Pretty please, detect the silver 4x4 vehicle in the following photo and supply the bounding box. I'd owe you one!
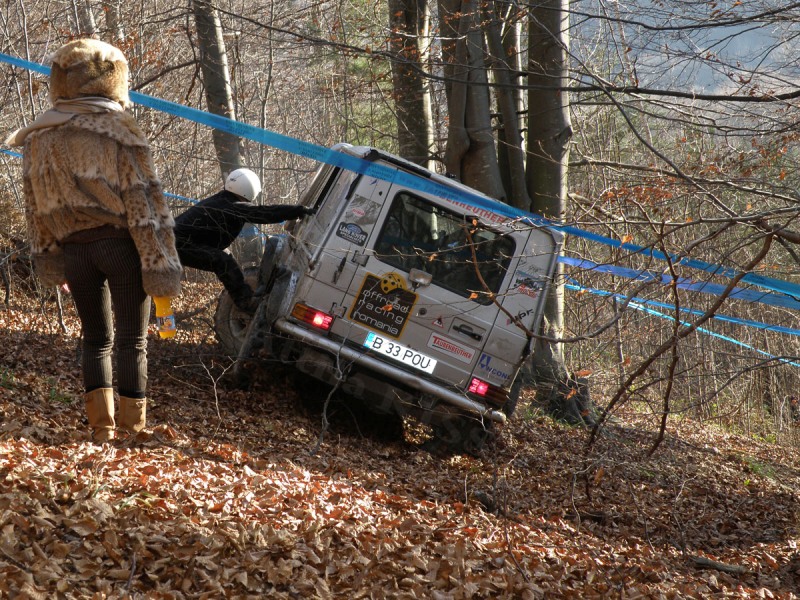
[215,144,563,452]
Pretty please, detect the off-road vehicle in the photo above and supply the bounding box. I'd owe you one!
[215,144,563,451]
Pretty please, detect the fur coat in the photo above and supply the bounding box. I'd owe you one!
[23,110,183,297]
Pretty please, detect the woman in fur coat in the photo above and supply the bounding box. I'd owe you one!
[5,39,183,442]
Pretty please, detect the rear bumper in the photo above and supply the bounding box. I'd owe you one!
[273,318,507,424]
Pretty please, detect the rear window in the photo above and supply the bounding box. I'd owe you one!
[373,192,515,304]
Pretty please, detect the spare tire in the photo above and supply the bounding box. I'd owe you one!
[214,267,258,356]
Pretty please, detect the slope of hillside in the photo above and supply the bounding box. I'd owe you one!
[0,282,798,599]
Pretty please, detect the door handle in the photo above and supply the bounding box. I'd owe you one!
[453,324,482,341]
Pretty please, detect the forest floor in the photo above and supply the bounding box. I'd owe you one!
[0,280,798,599]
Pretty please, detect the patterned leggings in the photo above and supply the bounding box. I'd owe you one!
[63,238,150,398]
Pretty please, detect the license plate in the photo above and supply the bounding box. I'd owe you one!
[363,331,437,374]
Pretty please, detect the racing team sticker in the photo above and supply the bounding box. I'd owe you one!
[349,273,417,338]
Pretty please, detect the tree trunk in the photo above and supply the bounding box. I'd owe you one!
[483,0,529,209]
[437,0,505,200]
[192,0,242,177]
[526,0,593,424]
[388,0,433,168]
[103,1,125,42]
[73,0,97,36]
[526,0,571,221]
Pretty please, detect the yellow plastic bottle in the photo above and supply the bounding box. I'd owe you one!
[153,296,176,339]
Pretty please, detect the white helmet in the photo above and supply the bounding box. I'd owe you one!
[224,168,262,201]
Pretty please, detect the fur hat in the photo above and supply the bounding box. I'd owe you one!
[48,39,130,108]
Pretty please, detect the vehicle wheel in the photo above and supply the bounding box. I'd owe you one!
[430,415,494,457]
[214,268,259,356]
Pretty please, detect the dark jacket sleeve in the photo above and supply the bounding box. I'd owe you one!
[231,202,308,225]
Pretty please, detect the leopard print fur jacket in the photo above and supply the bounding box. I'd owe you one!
[22,110,182,297]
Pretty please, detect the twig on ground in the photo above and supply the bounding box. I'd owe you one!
[689,555,748,575]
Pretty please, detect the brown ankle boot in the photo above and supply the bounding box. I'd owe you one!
[118,396,147,433]
[85,388,115,442]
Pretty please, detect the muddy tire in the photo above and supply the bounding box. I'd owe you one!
[214,268,258,357]
[428,416,494,457]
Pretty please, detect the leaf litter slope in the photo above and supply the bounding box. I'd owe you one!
[0,282,798,598]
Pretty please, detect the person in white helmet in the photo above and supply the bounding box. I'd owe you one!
[174,168,312,311]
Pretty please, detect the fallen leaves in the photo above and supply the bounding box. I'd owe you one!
[0,283,798,598]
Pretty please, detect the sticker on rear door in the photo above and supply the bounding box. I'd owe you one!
[512,271,547,299]
[427,333,476,364]
[349,273,417,338]
[336,222,368,246]
[478,353,512,384]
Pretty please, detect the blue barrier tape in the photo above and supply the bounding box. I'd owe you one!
[129,88,800,301]
[629,303,800,368]
[565,277,800,337]
[129,91,550,227]
[566,282,800,368]
[560,255,800,312]
[0,53,49,76]
[3,51,800,301]
[6,137,798,311]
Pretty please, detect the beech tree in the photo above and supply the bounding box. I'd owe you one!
[387,0,433,168]
[437,0,506,199]
[525,0,577,418]
[192,0,242,177]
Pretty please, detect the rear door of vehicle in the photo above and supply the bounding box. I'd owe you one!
[331,178,524,391]
[472,227,562,388]
[297,169,393,318]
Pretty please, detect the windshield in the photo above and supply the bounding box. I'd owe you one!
[373,192,515,304]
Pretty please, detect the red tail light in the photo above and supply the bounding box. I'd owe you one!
[468,378,490,395]
[468,377,509,407]
[291,303,333,331]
